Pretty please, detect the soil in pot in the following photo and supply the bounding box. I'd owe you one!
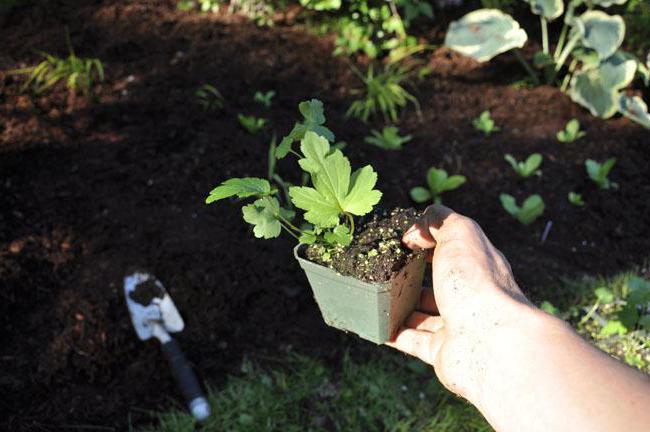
[304,207,422,282]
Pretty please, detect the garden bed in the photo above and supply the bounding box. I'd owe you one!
[1,1,649,430]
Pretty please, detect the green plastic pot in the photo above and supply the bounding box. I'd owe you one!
[294,244,426,344]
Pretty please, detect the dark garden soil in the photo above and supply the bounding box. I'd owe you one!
[1,1,649,430]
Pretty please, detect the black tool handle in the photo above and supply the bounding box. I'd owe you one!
[161,338,210,420]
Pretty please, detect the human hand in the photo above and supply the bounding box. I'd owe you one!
[387,204,534,405]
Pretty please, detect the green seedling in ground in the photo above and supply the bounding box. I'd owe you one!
[9,36,104,96]
[195,84,224,111]
[557,119,586,142]
[585,158,617,189]
[504,153,543,178]
[499,193,545,225]
[208,99,381,255]
[253,90,275,108]
[237,114,268,134]
[568,191,585,206]
[347,63,420,123]
[275,98,335,159]
[472,110,499,135]
[410,167,466,204]
[364,126,412,150]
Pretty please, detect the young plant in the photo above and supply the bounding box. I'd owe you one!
[444,4,650,129]
[504,153,543,178]
[347,63,419,123]
[364,126,412,150]
[557,119,586,142]
[254,90,275,108]
[207,100,381,254]
[195,84,225,111]
[568,191,585,207]
[238,114,268,134]
[585,158,617,189]
[275,99,335,159]
[499,193,545,225]
[410,167,466,204]
[10,35,104,96]
[472,110,499,136]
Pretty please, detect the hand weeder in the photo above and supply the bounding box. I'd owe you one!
[124,272,210,421]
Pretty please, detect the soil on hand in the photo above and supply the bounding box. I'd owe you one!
[1,1,649,431]
[305,208,421,283]
[129,278,165,306]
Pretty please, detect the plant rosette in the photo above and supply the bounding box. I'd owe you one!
[206,100,426,344]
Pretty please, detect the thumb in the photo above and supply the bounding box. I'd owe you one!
[402,204,456,250]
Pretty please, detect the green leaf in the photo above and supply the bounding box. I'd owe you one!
[504,154,518,171]
[626,276,650,306]
[499,193,519,217]
[518,194,545,225]
[619,95,650,129]
[289,186,341,227]
[568,191,585,206]
[594,286,615,304]
[638,315,650,332]
[275,136,294,159]
[524,153,543,175]
[426,168,448,195]
[441,175,467,193]
[343,165,382,216]
[600,320,628,336]
[576,11,625,61]
[323,224,352,246]
[410,186,432,203]
[617,305,638,330]
[298,231,317,244]
[540,300,559,315]
[242,197,283,239]
[206,177,271,203]
[276,99,335,160]
[523,0,564,21]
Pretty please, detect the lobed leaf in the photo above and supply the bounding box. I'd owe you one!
[206,177,271,203]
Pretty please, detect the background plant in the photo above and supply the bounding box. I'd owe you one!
[568,191,585,206]
[472,110,499,135]
[557,118,586,142]
[254,90,276,108]
[585,157,617,189]
[504,153,543,178]
[499,193,545,225]
[237,114,268,134]
[444,2,650,128]
[196,84,225,111]
[364,126,412,150]
[410,167,466,204]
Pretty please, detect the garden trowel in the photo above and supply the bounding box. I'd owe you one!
[124,272,210,421]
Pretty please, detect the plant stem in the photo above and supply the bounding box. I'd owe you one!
[277,213,302,234]
[579,301,601,326]
[560,58,578,92]
[513,49,540,85]
[345,212,355,236]
[555,33,581,73]
[289,149,302,159]
[541,17,549,55]
[280,223,301,241]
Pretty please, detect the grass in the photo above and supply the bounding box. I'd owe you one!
[139,350,490,432]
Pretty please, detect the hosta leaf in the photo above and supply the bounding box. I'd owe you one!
[576,11,625,61]
[619,95,650,129]
[410,187,432,203]
[599,51,637,89]
[242,197,283,239]
[569,67,620,118]
[523,0,564,21]
[206,177,271,203]
[445,9,528,62]
[590,0,628,7]
[342,166,382,216]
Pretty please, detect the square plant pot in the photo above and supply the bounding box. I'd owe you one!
[294,244,426,344]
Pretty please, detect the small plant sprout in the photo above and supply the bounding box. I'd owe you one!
[195,84,224,111]
[499,193,545,225]
[254,90,276,108]
[275,99,335,159]
[568,192,585,207]
[238,114,268,134]
[207,100,381,254]
[504,153,543,178]
[364,126,412,151]
[557,119,586,143]
[586,158,617,189]
[410,167,466,204]
[472,110,499,135]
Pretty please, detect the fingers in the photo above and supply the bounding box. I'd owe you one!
[405,311,444,333]
[417,288,438,314]
[386,327,444,366]
[402,204,457,250]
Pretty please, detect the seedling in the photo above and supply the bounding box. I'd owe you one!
[10,34,104,96]
[208,100,381,252]
[557,119,586,143]
[364,126,412,151]
[347,63,420,123]
[472,110,499,136]
[568,192,585,207]
[254,90,276,108]
[410,167,466,204]
[238,114,268,134]
[499,193,545,225]
[504,153,542,178]
[585,158,617,189]
[275,99,335,159]
[195,84,224,111]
